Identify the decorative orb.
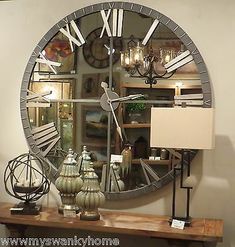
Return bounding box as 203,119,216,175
4,152,50,214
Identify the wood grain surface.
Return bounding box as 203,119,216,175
0,202,223,242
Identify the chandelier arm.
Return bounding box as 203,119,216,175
126,67,137,76
152,69,168,78
151,69,176,79
135,66,146,77
129,75,147,79
135,65,150,77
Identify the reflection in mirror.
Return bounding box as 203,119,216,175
27,9,203,195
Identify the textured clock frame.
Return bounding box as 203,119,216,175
20,1,212,200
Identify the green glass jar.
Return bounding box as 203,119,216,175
76,168,105,221
55,149,83,214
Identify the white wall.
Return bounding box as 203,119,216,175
0,0,234,246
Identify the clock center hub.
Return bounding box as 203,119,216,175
100,91,120,112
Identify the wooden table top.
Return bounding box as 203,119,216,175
0,202,223,242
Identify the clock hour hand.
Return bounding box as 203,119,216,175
104,44,115,55
101,81,110,99
110,94,144,103
100,82,123,142
102,82,145,103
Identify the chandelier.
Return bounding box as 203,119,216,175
120,38,179,88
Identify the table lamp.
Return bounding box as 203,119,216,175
150,107,214,226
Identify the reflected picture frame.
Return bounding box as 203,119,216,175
81,105,110,144
81,72,120,98
38,32,77,74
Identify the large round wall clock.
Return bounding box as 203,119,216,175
83,27,123,68
20,2,212,200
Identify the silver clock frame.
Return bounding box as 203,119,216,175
20,1,212,200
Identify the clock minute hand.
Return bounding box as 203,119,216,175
109,103,123,142
110,94,144,103
101,82,123,142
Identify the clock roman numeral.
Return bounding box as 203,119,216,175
32,122,60,157
66,24,74,52
164,50,193,73
100,9,124,38
94,60,105,68
140,159,160,185
88,57,95,64
100,164,107,192
113,9,123,37
26,90,52,108
142,19,160,46
60,20,85,47
103,60,109,68
110,166,120,192
100,60,109,68
166,148,182,160
36,52,61,74
100,165,120,192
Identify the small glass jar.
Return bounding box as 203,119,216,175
120,144,132,178
160,148,169,160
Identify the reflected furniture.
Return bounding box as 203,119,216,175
0,203,223,247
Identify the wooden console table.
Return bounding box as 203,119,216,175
0,203,223,247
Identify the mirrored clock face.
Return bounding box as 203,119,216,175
21,2,212,200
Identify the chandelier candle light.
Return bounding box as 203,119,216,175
120,38,178,88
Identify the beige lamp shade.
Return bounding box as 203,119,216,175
150,107,214,150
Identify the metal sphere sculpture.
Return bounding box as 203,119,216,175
4,152,50,214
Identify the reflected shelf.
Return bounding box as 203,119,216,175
132,159,170,166
123,123,150,128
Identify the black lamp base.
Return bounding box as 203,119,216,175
10,202,41,215
169,216,192,227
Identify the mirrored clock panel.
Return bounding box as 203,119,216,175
21,2,212,200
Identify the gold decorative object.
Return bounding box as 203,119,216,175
80,146,91,178
110,163,125,192
160,148,168,160
120,144,132,178
55,149,83,214
76,167,105,221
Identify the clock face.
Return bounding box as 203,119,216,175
20,2,212,200
83,27,123,68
